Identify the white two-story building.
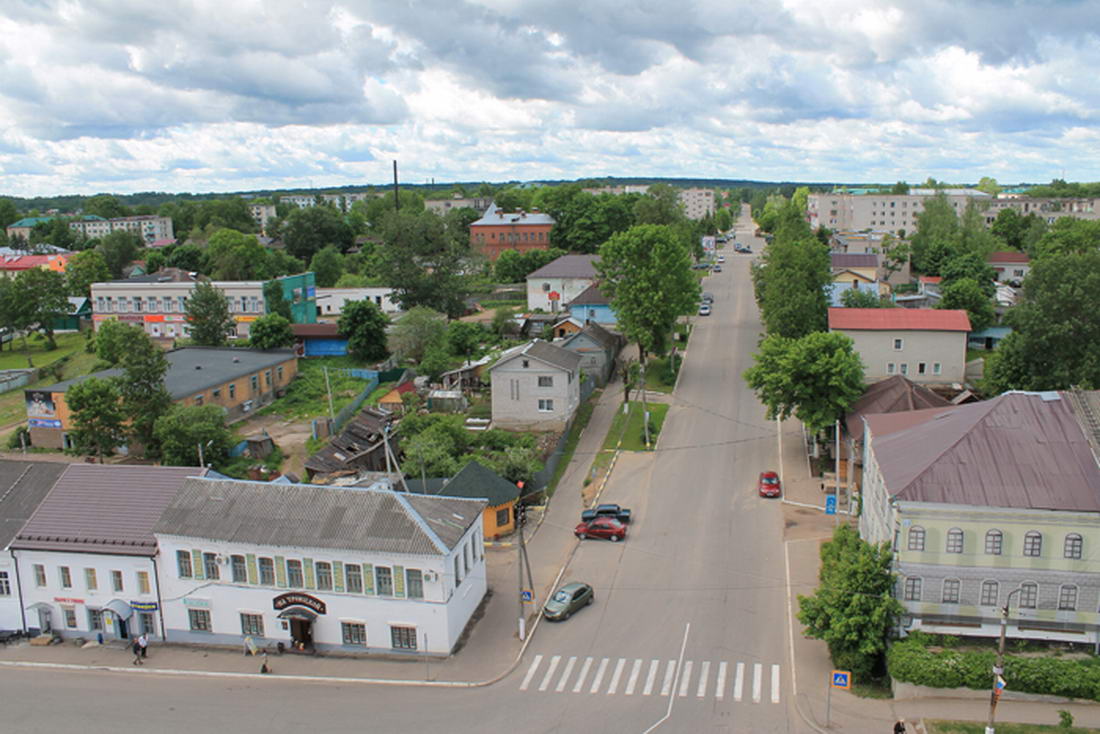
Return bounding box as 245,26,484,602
489,339,582,431
829,307,971,385
526,255,599,312
154,477,486,656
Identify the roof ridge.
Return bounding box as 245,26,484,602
392,491,449,554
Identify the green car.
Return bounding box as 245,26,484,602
543,582,594,621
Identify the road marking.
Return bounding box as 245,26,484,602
771,664,781,703
733,662,744,702
643,659,659,696
752,663,762,703
572,657,593,693
538,655,560,692
678,660,693,697
696,661,710,698
555,656,576,693
642,623,691,734
660,660,676,696
715,661,728,700
607,658,626,695
519,655,542,691
625,659,643,695
589,657,609,694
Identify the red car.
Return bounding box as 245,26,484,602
575,517,627,542
758,471,782,498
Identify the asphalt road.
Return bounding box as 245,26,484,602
5,245,798,734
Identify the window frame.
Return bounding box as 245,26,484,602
1064,533,1083,560
342,622,367,646
946,528,964,554
984,530,1003,555
941,578,961,604
316,562,333,591
903,577,922,601
59,566,72,589
893,338,904,351
537,375,553,388
240,613,264,637
0,570,10,596
1058,585,1078,612
33,564,46,587
1023,531,1043,557
980,580,999,606
111,569,124,593
406,569,424,600
286,559,303,588
345,564,363,594
137,571,151,594
375,566,393,596
177,550,192,578
203,552,219,580
907,526,925,551
537,398,554,412
390,625,417,650
188,608,212,632
231,555,247,583
1018,582,1038,609
259,558,275,586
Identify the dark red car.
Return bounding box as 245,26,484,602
758,471,782,498
575,517,627,542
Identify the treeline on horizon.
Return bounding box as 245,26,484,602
3,176,1098,216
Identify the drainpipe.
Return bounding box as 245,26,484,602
152,557,168,642
13,550,26,633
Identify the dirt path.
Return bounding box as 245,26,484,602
236,413,315,479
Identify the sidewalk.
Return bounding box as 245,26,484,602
0,370,631,685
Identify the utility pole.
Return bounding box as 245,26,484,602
640,358,650,448
986,586,1024,734
834,419,841,526
393,161,400,211
197,441,205,469
323,366,335,427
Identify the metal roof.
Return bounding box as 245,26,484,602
844,375,951,437
432,460,519,508
830,253,879,269
829,307,971,332
567,283,611,306
866,391,1100,511
987,251,1030,264
471,201,556,227
39,347,297,399
0,460,68,549
526,254,599,280
13,465,207,556
154,477,484,556
491,339,582,374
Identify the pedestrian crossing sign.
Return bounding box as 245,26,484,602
831,670,851,689
521,589,534,603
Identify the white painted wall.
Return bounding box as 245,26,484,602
491,355,579,431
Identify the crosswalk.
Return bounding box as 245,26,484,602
518,654,782,703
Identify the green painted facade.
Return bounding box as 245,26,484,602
265,272,317,324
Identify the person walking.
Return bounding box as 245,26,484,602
138,632,148,660
894,720,906,734
131,638,143,666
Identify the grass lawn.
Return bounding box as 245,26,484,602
644,355,682,394
0,331,89,371
602,401,669,451
255,357,376,421
927,720,1098,734
365,381,395,405
547,389,601,497
0,334,102,441
966,348,989,364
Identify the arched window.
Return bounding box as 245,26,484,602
946,528,964,553
1064,533,1083,560
984,530,1003,555
980,580,999,606
907,526,925,551
1023,531,1042,557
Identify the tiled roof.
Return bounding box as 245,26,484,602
527,254,599,279
155,477,484,555
0,460,68,549
829,308,971,332
434,460,519,508
866,391,1100,511
13,465,206,555
830,253,879,268
987,251,1030,264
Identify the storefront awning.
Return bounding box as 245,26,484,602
25,602,52,613
105,599,133,620
277,606,317,622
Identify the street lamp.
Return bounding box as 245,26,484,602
986,585,1025,734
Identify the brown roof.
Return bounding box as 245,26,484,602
568,283,610,306
526,254,599,279
0,460,68,549
292,322,342,337
845,375,952,436
12,465,207,556
831,253,879,269
987,251,1030,264
866,391,1100,511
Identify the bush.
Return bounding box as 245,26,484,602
7,426,30,450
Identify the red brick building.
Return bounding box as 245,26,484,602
469,202,555,261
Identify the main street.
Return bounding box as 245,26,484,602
3,238,799,733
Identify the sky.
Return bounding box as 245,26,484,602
1,0,1099,197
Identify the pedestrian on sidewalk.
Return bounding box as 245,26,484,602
138,632,148,659
260,651,271,674
131,638,143,666
894,719,906,734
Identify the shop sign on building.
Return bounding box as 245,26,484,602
272,592,327,615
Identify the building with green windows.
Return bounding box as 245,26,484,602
860,390,1100,644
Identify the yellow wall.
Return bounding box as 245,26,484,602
484,501,517,540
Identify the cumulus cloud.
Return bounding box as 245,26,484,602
0,0,1098,195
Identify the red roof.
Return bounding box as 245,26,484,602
829,308,971,332
987,251,1029,264
291,322,341,337
918,275,941,284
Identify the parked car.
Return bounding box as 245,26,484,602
698,304,712,316
712,264,722,272
575,517,627,541
543,582,594,621
717,255,726,263
701,292,714,304
758,471,782,498
581,503,632,524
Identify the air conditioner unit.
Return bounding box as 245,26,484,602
215,554,229,565
424,571,438,583
241,400,253,413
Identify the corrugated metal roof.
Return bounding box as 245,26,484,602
492,339,582,374
831,253,879,268
844,375,951,437
155,477,484,555
987,251,1030,264
0,460,68,549
829,307,971,332
291,323,341,337
471,201,556,227
527,254,599,280
567,283,610,306
13,465,206,555
433,460,519,508
867,391,1100,511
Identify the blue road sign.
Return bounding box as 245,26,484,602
831,670,851,689
521,589,534,603
825,495,837,515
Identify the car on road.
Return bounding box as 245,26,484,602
758,471,782,498
581,503,632,524
575,517,627,541
717,255,726,263
712,264,722,272
698,303,712,316
543,582,594,621
701,292,714,304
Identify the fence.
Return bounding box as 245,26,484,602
0,369,35,396
331,375,380,433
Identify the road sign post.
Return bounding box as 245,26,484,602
521,589,533,603
826,670,851,728
825,495,837,515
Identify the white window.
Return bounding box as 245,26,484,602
34,564,46,587
188,609,212,631
88,608,104,630
286,560,303,588
59,566,72,588
538,399,554,412
1023,531,1042,557
240,613,264,637
346,564,363,594
933,363,942,375
900,363,909,375
918,362,927,375
203,552,219,580
0,571,9,596
316,562,333,591
946,528,964,553
1059,585,1078,611
454,556,462,587
985,530,1003,555
111,570,124,592
375,566,393,596
893,338,904,350
904,577,922,601
406,569,424,600
63,606,77,628
887,363,896,374
941,578,960,604
1064,533,1083,560
907,526,925,551
177,550,192,578
391,625,417,650
980,580,998,606
231,555,247,583
1018,582,1038,609
538,376,553,387
342,622,367,646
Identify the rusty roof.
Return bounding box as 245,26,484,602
987,251,1030,263
13,464,207,556
845,375,952,437
866,391,1100,511
829,307,971,332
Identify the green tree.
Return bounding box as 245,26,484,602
97,230,142,278
387,306,447,362
65,377,127,462
83,194,129,220
937,278,995,332
597,225,698,366
0,198,19,228
957,200,999,258
910,192,960,274
65,249,111,298
357,190,425,229
987,251,1100,392
118,332,171,456
203,229,270,280
375,210,472,317
418,342,451,382
941,252,997,296
1032,218,1100,259
491,307,513,338
154,404,233,467
144,249,167,274
281,205,354,261
166,243,206,273
633,184,685,226
338,299,390,363
94,320,148,365
714,207,732,233
890,181,910,194
447,321,482,363
248,313,294,350
878,234,911,282
309,245,345,288
263,280,292,320
743,331,865,433
185,281,235,347
798,524,903,681
756,237,832,339
13,268,70,350
401,424,461,478
334,273,370,288
840,288,884,308
976,176,1002,195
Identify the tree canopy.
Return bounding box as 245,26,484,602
65,377,127,462
117,331,172,456
280,205,355,260
185,281,235,347
66,249,111,298
754,233,832,339
309,245,345,288
154,404,234,467
248,313,294,350
94,320,148,365
387,306,447,363
374,210,472,318
937,277,995,333
338,299,390,363
97,230,142,279
12,268,70,350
